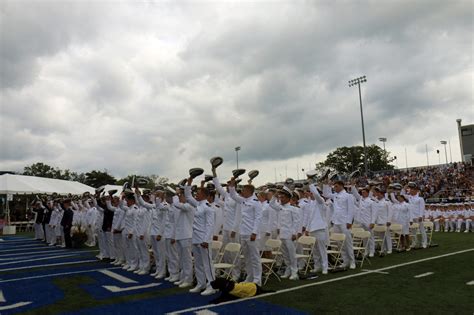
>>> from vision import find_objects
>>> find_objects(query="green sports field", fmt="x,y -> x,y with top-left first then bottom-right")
1,232 -> 473,315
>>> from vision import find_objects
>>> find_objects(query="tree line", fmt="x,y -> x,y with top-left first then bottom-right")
22,162 -> 168,189
19,145 -> 394,188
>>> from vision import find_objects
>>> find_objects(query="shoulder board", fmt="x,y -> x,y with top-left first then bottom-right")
206,202 -> 211,206
253,198 -> 258,202
215,204 -> 220,208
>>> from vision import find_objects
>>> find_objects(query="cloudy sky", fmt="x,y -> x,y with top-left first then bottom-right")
1,0 -> 472,185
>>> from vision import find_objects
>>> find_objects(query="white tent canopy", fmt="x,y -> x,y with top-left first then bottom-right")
0,174 -> 95,195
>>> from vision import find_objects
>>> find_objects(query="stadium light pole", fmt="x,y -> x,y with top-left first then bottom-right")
235,146 -> 241,169
379,137 -> 387,164
349,76 -> 368,176
440,141 -> 448,164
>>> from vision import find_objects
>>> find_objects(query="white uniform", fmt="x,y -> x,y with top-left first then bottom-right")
184,186 -> 216,291
172,196 -> 195,285
307,184 -> 329,272
322,185 -> 355,267
163,202 -> 179,280
352,187 -> 377,256
213,177 -> 241,280
134,203 -> 151,273
405,193 -> 427,248
121,202 -> 139,270
258,201 -> 273,251
149,197 -> 166,277
229,186 -> 263,286
269,197 -> 300,278
106,200 -> 126,264
373,197 -> 392,254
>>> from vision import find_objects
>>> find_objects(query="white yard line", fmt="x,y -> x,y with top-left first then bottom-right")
0,254 -> 78,266
466,280 -> 474,285
0,259 -> 98,272
0,267 -> 122,283
0,249 -> 99,260
99,269 -> 138,284
0,249 -> 65,258
361,269 -> 389,274
0,247 -> 64,254
414,272 -> 434,278
0,238 -> 38,243
168,248 -> 474,315
0,302 -> 33,311
0,289 -> 5,302
0,243 -> 47,248
0,245 -> 49,253
102,283 -> 161,293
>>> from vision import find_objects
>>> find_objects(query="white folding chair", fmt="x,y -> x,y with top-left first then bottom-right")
352,230 -> 371,268
389,224 -> 403,251
327,233 -> 345,269
261,239 -> 282,285
214,242 -> 241,279
295,236 -> 316,275
211,240 -> 223,263
373,225 -> 387,255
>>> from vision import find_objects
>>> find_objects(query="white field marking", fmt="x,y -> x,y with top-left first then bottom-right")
195,310 -> 219,315
0,249 -> 99,260
0,245 -> 49,253
0,267 -> 122,283
102,283 -> 161,292
0,259 -> 98,272
167,248 -> 474,315
0,246 -> 65,254
0,254 -> 78,266
0,242 -> 47,248
0,249 -> 65,258
99,269 -> 138,284
361,269 -> 389,274
414,272 -> 434,278
0,289 -> 5,302
466,280 -> 474,285
0,302 -> 33,311
0,238 -> 38,243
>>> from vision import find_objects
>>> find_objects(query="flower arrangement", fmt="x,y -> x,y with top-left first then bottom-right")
71,223 -> 87,248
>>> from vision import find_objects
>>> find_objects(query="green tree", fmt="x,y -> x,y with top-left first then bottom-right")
84,170 -> 116,188
23,162 -> 72,179
319,145 -> 395,174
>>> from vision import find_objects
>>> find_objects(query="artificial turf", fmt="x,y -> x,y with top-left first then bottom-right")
3,231 -> 473,315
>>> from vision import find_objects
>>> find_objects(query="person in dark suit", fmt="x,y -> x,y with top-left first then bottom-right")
61,199 -> 74,248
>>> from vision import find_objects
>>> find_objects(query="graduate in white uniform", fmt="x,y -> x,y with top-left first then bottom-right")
120,192 -> 139,272
133,189 -> 152,275
149,191 -> 167,279
351,184 -> 377,257
269,187 -> 300,280
404,183 -> 427,248
184,177 -> 216,296
306,183 -> 329,274
106,194 -> 126,266
171,188 -> 195,288
464,203 -> 473,233
372,187 -> 392,255
162,196 -> 179,281
390,193 -> 414,251
322,180 -> 356,269
212,167 -> 241,281
257,190 -> 273,256
228,176 -> 263,286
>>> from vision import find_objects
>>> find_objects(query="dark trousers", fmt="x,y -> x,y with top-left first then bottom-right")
64,227 -> 72,248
